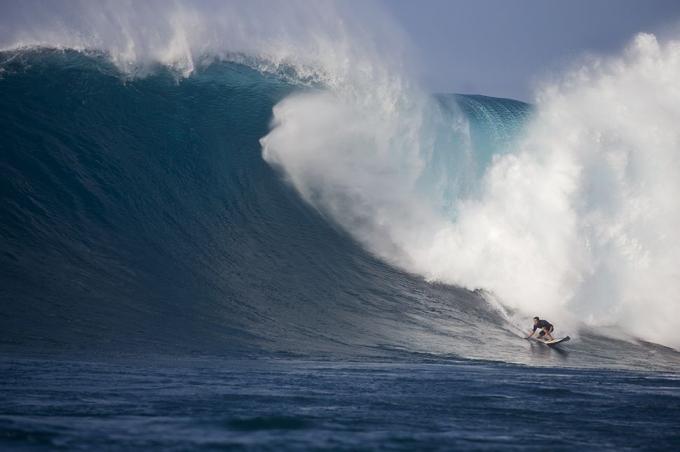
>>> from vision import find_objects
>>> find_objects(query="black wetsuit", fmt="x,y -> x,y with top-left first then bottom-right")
533,320 -> 554,336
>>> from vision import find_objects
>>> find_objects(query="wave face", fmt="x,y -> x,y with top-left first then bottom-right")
0,50 -> 519,362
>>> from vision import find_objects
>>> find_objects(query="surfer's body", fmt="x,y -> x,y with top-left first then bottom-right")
527,317 -> 555,341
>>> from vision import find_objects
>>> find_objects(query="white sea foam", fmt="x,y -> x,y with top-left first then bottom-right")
263,33 -> 680,349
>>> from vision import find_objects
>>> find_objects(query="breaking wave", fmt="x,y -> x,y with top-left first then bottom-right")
2,1 -> 680,366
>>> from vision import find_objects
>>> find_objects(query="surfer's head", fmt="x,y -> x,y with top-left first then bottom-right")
533,316 -> 540,324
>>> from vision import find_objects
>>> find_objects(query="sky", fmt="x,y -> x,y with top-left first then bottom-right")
381,0 -> 680,101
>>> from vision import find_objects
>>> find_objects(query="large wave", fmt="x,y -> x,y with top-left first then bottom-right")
2,1 -> 680,358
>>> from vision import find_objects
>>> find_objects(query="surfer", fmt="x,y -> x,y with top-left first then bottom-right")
526,316 -> 555,341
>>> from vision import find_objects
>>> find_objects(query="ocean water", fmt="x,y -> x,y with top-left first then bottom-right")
3,356 -> 680,451
2,35 -> 680,450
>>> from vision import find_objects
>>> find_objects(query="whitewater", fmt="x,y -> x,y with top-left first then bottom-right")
261,31 -> 680,350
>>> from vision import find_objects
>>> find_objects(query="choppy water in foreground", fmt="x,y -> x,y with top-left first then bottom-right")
2,356 -> 679,451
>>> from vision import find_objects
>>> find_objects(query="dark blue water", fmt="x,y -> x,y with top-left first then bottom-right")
1,50 -> 679,450
2,356 -> 680,450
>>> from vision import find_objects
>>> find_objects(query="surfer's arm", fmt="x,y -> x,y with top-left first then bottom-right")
526,330 -> 535,339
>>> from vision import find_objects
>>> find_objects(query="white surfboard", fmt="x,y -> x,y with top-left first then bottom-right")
544,336 -> 570,346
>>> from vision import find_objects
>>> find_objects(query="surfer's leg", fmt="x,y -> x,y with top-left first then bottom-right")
546,327 -> 555,341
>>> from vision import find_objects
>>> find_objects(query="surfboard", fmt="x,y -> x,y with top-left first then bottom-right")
529,336 -> 570,346
544,336 -> 570,346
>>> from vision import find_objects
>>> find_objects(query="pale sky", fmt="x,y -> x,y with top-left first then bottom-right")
382,0 -> 680,100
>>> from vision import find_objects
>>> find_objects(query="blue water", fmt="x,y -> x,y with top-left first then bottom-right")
2,357 -> 680,450
1,50 -> 679,450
